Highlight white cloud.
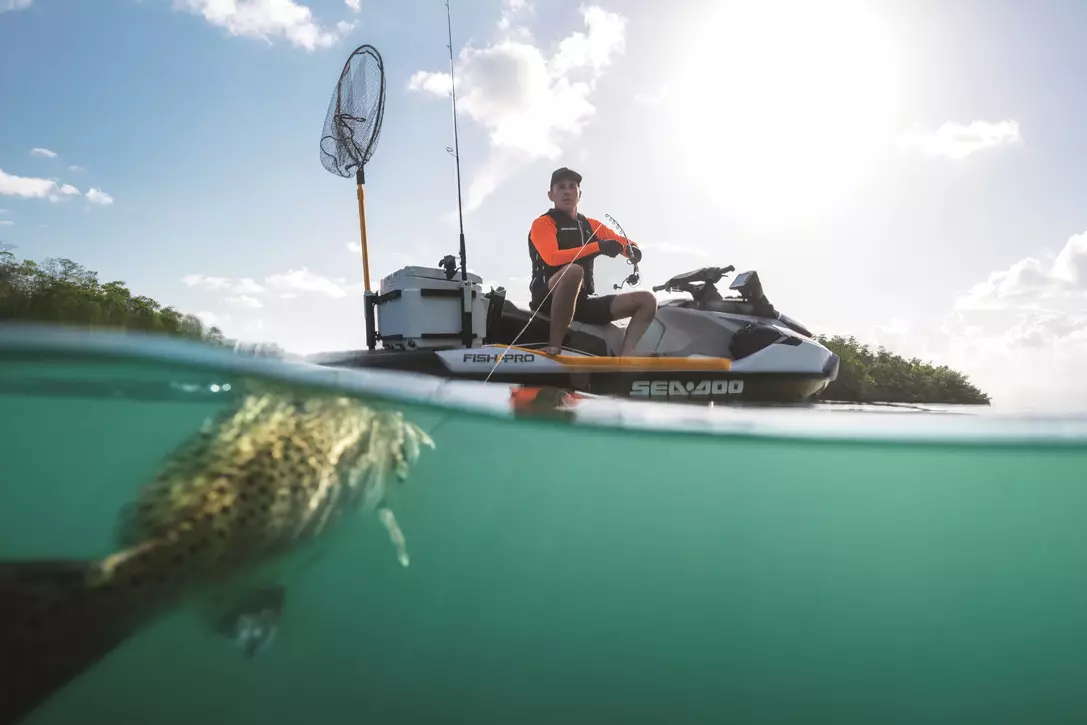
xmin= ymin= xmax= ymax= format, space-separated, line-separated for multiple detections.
xmin=0 ymin=220 xmax=13 ymax=227
xmin=955 ymin=232 xmax=1087 ymax=313
xmin=0 ymin=168 xmax=81 ymax=202
xmin=182 ymin=266 xmax=366 ymax=352
xmin=265 ymin=268 xmax=348 ymax=298
xmin=86 ymin=188 xmax=114 ymax=205
xmin=497 ymin=0 xmax=530 ymax=31
xmin=173 ymin=0 xmax=354 ymax=51
xmin=181 ymin=274 xmax=234 ymax=290
xmin=0 ymin=0 xmax=32 ymax=13
xmin=54 ymin=185 xmax=80 ymax=201
xmin=183 ymin=269 xmax=348 ymax=299
xmin=549 ymin=5 xmax=626 ymax=76
xmin=182 ymin=274 xmax=266 ymax=303
xmin=408 ymin=2 xmax=627 ymax=212
xmin=195 ymin=310 xmax=230 ymax=328
xmin=29 ymin=147 xmax=57 ymax=158
xmin=408 ymin=72 xmax=450 ymax=96
xmin=344 ymin=0 xmax=359 ymax=12
xmin=68 ymin=165 xmax=84 ymax=172
xmin=633 ymin=86 xmax=669 ymax=105
xmin=233 ymin=277 xmax=265 ymax=294
xmin=899 ymin=119 xmax=1021 ymax=160
xmin=654 ymin=241 xmax=708 ymax=257
xmin=927 ymin=229 xmax=1087 ymax=409
xmin=225 ymin=294 xmax=264 ymax=309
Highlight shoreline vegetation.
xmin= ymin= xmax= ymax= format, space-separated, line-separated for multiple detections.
xmin=0 ymin=249 xmax=990 ymax=405
xmin=815 ymin=334 xmax=989 ymax=405
xmin=1 ymin=247 xmax=229 ymax=345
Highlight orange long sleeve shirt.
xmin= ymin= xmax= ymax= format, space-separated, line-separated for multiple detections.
xmin=528 ymin=213 xmax=639 ymax=267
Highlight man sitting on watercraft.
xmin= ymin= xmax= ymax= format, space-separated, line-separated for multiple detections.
xmin=527 ymin=167 xmax=658 ymax=357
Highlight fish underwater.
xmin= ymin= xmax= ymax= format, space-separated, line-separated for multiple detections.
xmin=0 ymin=389 xmax=435 ymax=725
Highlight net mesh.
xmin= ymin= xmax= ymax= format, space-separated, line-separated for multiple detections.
xmin=319 ymin=44 xmax=386 ymax=180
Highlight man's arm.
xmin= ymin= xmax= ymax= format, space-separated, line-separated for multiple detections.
xmin=586 ymin=217 xmax=641 ymax=259
xmin=529 ymin=215 xmax=602 ymax=266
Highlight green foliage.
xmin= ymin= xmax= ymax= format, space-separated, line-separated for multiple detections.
xmin=814 ymin=333 xmax=991 ymax=405
xmin=0 ymin=246 xmax=228 ymax=345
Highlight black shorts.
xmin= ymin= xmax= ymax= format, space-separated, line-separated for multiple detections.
xmin=535 ymin=292 xmax=617 ymax=325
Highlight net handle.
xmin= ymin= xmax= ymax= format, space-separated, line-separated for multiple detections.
xmin=356 ymin=167 xmax=371 ymax=293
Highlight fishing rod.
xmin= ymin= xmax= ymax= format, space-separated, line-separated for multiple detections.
xmin=444 ymin=0 xmax=473 ymax=348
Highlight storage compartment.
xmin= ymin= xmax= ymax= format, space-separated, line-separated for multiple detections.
xmin=375 ymin=266 xmax=488 ymax=350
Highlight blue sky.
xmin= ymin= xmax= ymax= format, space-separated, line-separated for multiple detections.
xmin=2 ymin=0 xmax=1087 ymax=408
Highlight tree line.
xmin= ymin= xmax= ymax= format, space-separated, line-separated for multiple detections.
xmin=0 ymin=246 xmax=229 ymax=344
xmin=0 ymin=248 xmax=990 ymax=404
xmin=814 ymin=334 xmax=990 ymax=405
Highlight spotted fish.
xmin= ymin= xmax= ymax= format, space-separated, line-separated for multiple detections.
xmin=0 ymin=390 xmax=434 ymax=725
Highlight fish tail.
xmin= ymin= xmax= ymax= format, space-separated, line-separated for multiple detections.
xmin=0 ymin=557 xmax=157 ymax=725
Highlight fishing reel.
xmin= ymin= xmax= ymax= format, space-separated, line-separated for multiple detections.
xmin=614 ymin=248 xmax=641 ymax=290
xmin=438 ymin=254 xmax=458 ymax=280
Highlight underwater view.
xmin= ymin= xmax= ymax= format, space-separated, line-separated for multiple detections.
xmin=5 ymin=0 xmax=1087 ymax=722
xmin=3 ymin=326 xmax=1087 ymax=725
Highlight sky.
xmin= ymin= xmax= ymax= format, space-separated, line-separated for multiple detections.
xmin=2 ymin=0 xmax=1087 ymax=410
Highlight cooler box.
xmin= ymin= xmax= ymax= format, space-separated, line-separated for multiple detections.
xmin=375 ymin=266 xmax=488 ymax=350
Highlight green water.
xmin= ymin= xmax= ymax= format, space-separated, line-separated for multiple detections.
xmin=3 ymin=326 xmax=1087 ymax=725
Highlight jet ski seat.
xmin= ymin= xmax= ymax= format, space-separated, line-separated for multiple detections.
xmin=487 ymin=296 xmax=625 ymax=357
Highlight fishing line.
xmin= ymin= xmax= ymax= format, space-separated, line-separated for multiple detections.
xmin=483 ymin=216 xmax=636 ymax=384
xmin=482 ymin=219 xmax=602 ymax=383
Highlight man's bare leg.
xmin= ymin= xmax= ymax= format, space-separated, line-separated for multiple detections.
xmin=609 ymin=290 xmax=658 ymax=357
xmin=545 ymin=263 xmax=584 ymax=355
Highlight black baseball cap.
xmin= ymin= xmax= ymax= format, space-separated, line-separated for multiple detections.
xmin=550 ymin=167 xmax=582 ymax=187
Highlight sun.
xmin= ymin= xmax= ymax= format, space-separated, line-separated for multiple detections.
xmin=669 ymin=0 xmax=904 ymax=228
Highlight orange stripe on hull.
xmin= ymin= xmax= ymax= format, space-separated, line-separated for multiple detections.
xmin=498 ymin=345 xmax=732 ymax=372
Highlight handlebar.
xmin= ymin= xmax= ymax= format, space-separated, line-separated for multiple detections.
xmin=652 ymin=264 xmax=735 ymax=293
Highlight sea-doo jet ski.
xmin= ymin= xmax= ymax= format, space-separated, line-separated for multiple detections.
xmin=308 ymin=256 xmax=840 ymax=404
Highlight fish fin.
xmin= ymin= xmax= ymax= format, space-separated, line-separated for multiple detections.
xmin=211 ymin=584 xmax=287 ymax=635
xmin=0 ymin=559 xmax=144 ymax=725
xmin=210 ymin=584 xmax=287 ymax=659
xmin=377 ymin=504 xmax=410 ymax=568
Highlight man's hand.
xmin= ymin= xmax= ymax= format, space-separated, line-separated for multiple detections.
xmin=598 ymin=238 xmax=623 ymax=257
xmin=599 ymin=238 xmax=642 ymax=262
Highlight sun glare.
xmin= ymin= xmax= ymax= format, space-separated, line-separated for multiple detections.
xmin=670 ymin=0 xmax=903 ymax=228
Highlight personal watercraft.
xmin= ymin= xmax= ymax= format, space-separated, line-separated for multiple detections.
xmin=307 ymin=256 xmax=840 ymax=405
